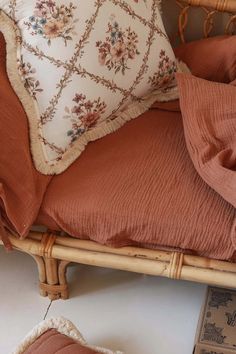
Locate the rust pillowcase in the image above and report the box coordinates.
[174,35,236,83]
[0,33,235,243]
[153,36,236,111]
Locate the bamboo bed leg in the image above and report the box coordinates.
[38,257,70,300]
[31,255,47,297]
[44,257,60,301]
[4,230,236,299]
[58,260,71,300]
[31,233,71,300]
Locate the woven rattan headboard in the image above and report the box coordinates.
[175,0,236,43]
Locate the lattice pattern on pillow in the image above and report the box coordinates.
[0,0,180,174]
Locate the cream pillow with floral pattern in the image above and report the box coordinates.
[0,0,180,174]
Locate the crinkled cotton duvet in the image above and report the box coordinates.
[1,33,236,260]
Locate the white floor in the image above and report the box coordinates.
[0,247,206,354]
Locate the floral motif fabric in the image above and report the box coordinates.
[0,0,179,174]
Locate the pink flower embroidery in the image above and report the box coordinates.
[64,94,107,143]
[17,56,43,99]
[24,1,78,46]
[96,19,140,75]
[110,42,127,63]
[148,50,178,89]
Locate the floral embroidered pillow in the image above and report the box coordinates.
[0,0,180,174]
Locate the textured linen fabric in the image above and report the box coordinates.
[23,329,101,354]
[231,78,236,86]
[15,317,121,354]
[174,35,236,83]
[0,33,51,239]
[36,106,236,261]
[1,30,236,258]
[0,0,179,174]
[177,74,236,211]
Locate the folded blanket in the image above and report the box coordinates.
[177,73,236,210]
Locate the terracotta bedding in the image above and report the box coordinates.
[0,34,51,242]
[174,35,236,84]
[36,104,236,261]
[1,32,236,261]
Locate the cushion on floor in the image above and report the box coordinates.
[14,317,122,354]
[36,105,236,261]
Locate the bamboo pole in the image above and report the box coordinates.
[49,245,236,288]
[179,0,236,12]
[31,255,47,297]
[50,245,236,288]
[28,232,236,273]
[52,244,170,278]
[181,266,236,287]
[44,257,60,300]
[184,255,236,273]
[2,232,236,289]
[29,233,172,262]
[58,261,70,300]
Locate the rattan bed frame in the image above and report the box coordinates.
[1,0,236,301]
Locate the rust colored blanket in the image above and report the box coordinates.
[36,100,236,261]
[1,30,236,260]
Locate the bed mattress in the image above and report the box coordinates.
[36,105,236,261]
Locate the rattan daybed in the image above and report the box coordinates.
[1,0,236,301]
